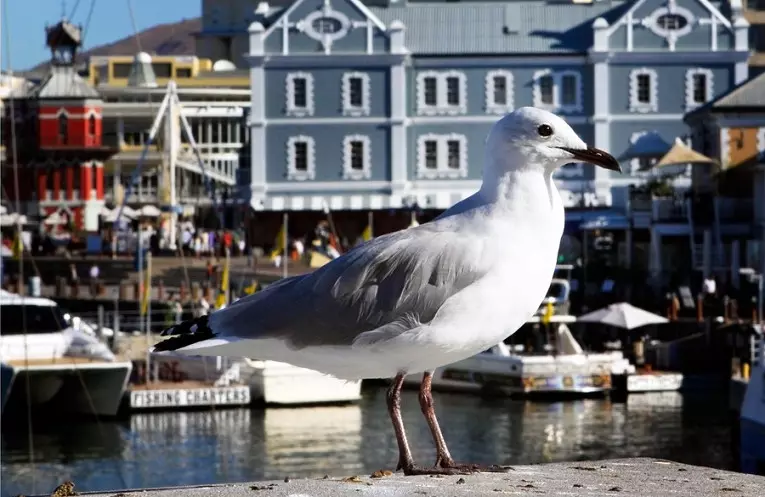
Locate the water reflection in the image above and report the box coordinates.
[1,389,733,496]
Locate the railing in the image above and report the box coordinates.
[652,197,689,222]
[717,197,754,223]
[752,336,763,369]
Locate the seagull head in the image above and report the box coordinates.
[485,107,621,176]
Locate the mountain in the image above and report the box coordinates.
[28,17,201,73]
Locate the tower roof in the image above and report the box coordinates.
[25,66,101,99]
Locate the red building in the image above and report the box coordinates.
[2,20,115,232]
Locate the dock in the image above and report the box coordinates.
[38,458,764,497]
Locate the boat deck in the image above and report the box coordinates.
[4,357,131,369]
[129,380,243,390]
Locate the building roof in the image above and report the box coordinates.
[684,70,765,121]
[369,1,631,54]
[23,66,101,99]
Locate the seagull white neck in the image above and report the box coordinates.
[479,169,560,215]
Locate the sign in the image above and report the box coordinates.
[559,190,613,209]
[130,385,251,410]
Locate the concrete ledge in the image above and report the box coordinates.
[41,458,764,497]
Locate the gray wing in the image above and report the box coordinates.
[210,223,488,349]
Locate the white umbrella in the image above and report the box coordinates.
[43,211,67,226]
[121,206,139,218]
[578,302,668,330]
[103,207,137,223]
[139,205,161,217]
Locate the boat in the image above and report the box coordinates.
[0,290,133,417]
[147,351,362,407]
[404,314,634,397]
[740,332,765,475]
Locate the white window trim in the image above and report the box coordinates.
[342,135,372,180]
[416,71,441,115]
[485,70,514,115]
[341,72,371,117]
[286,135,316,181]
[557,70,583,113]
[416,133,468,180]
[285,72,314,117]
[440,70,467,115]
[629,68,658,113]
[532,70,582,113]
[685,68,714,111]
[416,71,467,116]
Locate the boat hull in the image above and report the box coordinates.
[1,361,132,417]
[403,352,615,398]
[740,345,765,476]
[150,353,362,406]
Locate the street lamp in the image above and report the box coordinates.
[739,267,763,331]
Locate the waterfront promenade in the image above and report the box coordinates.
[41,459,764,497]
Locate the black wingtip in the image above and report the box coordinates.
[154,315,215,352]
[161,314,210,336]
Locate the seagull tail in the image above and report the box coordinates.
[153,314,216,352]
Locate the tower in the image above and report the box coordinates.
[23,20,116,231]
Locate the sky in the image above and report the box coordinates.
[2,0,200,71]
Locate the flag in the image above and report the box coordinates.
[269,221,286,260]
[541,301,555,325]
[11,232,23,260]
[140,261,151,316]
[361,224,373,242]
[215,256,230,309]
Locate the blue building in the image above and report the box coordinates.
[194,0,752,251]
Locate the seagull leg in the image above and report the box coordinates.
[418,371,512,474]
[387,373,415,472]
[418,371,456,467]
[386,373,475,476]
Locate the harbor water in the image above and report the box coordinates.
[1,388,735,497]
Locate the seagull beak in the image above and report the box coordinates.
[557,146,622,173]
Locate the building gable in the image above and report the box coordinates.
[263,0,389,55]
[605,0,736,51]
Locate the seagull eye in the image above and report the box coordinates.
[537,124,554,138]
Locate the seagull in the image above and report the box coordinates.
[154,107,621,475]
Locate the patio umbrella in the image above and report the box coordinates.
[654,138,717,168]
[139,205,161,217]
[578,302,668,330]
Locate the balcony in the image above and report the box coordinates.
[652,197,689,223]
[717,197,754,224]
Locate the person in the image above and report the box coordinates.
[206,259,214,286]
[89,263,100,296]
[702,275,717,315]
[69,263,79,286]
[196,295,210,317]
[703,275,717,297]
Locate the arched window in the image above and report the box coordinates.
[58,114,68,145]
[88,115,97,137]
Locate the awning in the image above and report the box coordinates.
[579,215,630,231]
[0,213,27,227]
[619,132,672,161]
[655,138,717,168]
